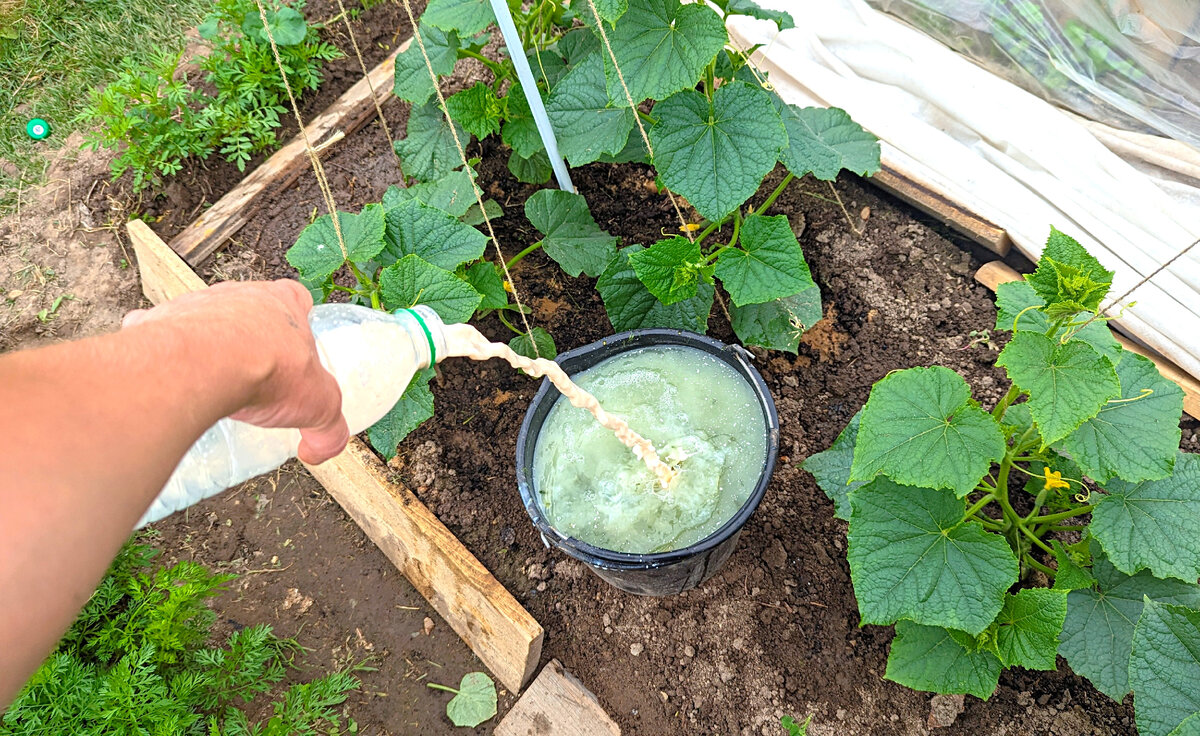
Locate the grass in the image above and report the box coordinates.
[0,0,211,211]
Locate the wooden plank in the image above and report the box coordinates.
[304,440,543,693]
[169,37,412,266]
[496,659,621,736]
[129,220,544,693]
[127,219,207,303]
[975,260,1200,420]
[872,163,1012,256]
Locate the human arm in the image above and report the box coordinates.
[0,279,349,706]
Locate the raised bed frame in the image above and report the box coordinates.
[125,24,1199,731]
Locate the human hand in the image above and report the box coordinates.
[122,280,349,464]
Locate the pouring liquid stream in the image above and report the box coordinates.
[443,323,679,489]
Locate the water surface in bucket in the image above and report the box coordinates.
[532,345,767,554]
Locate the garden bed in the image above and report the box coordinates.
[136,101,1200,731]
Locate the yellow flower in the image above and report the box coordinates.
[1043,468,1070,491]
[503,280,514,293]
[679,222,701,233]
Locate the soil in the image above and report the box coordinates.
[5,5,1197,731]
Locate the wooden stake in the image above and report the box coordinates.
[975,260,1200,419]
[128,220,543,692]
[496,659,622,736]
[168,38,412,266]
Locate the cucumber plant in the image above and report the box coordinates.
[393,0,880,351]
[803,229,1200,736]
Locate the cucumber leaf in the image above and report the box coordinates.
[382,168,477,218]
[800,409,864,520]
[1051,540,1096,592]
[524,190,617,278]
[509,327,557,360]
[379,254,482,323]
[394,101,469,182]
[1130,601,1200,736]
[393,24,458,105]
[1059,545,1200,699]
[383,199,487,270]
[849,366,1006,497]
[996,332,1119,446]
[287,205,386,283]
[1026,227,1114,319]
[367,369,435,459]
[445,81,502,140]
[463,261,507,311]
[993,280,1121,364]
[601,0,726,103]
[546,53,636,166]
[443,672,497,728]
[884,621,1002,700]
[628,236,708,305]
[422,0,494,36]
[729,285,822,353]
[650,82,786,221]
[1059,351,1182,484]
[501,84,544,158]
[774,102,880,181]
[715,214,814,306]
[992,588,1068,671]
[597,246,713,332]
[724,0,794,29]
[1091,452,1200,582]
[507,148,552,184]
[847,478,1018,635]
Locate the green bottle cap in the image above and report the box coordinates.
[26,118,51,140]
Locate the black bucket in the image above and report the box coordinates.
[515,328,780,596]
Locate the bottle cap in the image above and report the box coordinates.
[26,118,51,141]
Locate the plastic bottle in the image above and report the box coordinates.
[137,304,449,527]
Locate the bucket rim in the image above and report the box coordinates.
[514,327,780,569]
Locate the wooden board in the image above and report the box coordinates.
[128,220,543,693]
[496,659,621,736]
[975,260,1200,420]
[169,37,412,266]
[873,163,1012,256]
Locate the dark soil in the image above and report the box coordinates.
[115,22,1200,731]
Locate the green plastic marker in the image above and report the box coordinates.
[26,118,51,141]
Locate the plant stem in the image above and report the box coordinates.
[961,493,995,523]
[1024,553,1056,577]
[1032,505,1095,526]
[637,110,658,127]
[992,384,1021,421]
[459,49,506,79]
[977,517,1005,531]
[1050,525,1086,532]
[755,173,796,216]
[370,290,381,310]
[695,219,723,244]
[1019,523,1054,554]
[506,241,543,269]
[497,310,523,336]
[426,683,459,694]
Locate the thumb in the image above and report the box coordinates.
[122,309,151,329]
[297,412,350,465]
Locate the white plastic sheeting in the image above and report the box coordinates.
[727,0,1200,380]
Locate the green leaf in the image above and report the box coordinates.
[992,589,1068,671]
[382,169,477,218]
[847,478,1018,634]
[884,621,1002,699]
[507,148,552,184]
[463,261,507,311]
[993,280,1121,364]
[244,7,308,46]
[597,246,713,332]
[524,190,618,278]
[1059,545,1200,699]
[1051,540,1096,591]
[556,27,600,68]
[597,127,650,164]
[724,0,794,29]
[1130,601,1200,736]
[460,198,503,226]
[380,255,482,324]
[547,53,636,166]
[996,332,1119,446]
[1026,227,1114,318]
[367,370,435,460]
[628,236,708,305]
[1060,351,1183,484]
[501,85,544,158]
[602,0,726,103]
[394,101,469,182]
[393,24,459,105]
[198,15,219,39]
[590,0,628,23]
[443,672,497,728]
[650,82,786,221]
[774,102,880,181]
[715,214,814,306]
[383,199,487,270]
[729,285,822,353]
[509,328,557,360]
[1092,452,1200,582]
[445,82,502,140]
[801,409,864,520]
[849,366,1006,497]
[422,0,494,36]
[286,205,386,283]
[1170,714,1200,736]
